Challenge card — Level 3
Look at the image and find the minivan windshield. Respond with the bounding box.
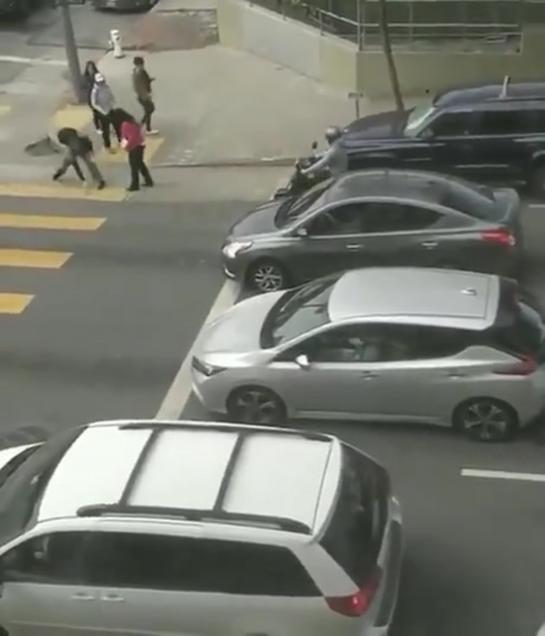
[0,427,82,546]
[405,101,435,136]
[275,179,333,227]
[260,275,339,347]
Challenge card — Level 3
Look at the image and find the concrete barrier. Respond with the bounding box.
[217,0,545,98]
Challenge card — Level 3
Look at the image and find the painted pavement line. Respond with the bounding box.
[461,468,545,482]
[98,137,165,165]
[0,293,34,315]
[0,183,126,202]
[0,214,105,231]
[0,55,66,67]
[0,249,71,269]
[155,280,240,420]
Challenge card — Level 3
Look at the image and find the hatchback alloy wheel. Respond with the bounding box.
[455,399,516,442]
[249,261,285,292]
[227,387,286,425]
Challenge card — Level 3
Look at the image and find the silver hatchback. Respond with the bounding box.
[192,268,545,442]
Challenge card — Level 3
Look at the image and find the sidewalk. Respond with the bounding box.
[0,0,394,202]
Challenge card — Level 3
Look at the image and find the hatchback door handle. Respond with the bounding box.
[346,243,363,250]
[102,594,125,602]
[71,592,94,601]
[420,241,438,249]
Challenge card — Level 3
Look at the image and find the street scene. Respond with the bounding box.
[1,0,545,634]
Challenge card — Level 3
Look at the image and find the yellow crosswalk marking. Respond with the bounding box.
[0,105,10,117]
[0,293,33,314]
[98,137,164,164]
[0,183,126,202]
[0,214,105,231]
[50,104,91,131]
[0,249,71,269]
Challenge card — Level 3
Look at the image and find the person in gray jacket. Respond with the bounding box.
[300,126,348,178]
[90,73,120,152]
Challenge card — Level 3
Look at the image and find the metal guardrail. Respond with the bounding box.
[249,0,524,50]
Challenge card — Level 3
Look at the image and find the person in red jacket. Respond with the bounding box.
[115,109,154,192]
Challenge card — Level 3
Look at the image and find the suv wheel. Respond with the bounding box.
[227,386,287,425]
[529,164,545,199]
[247,260,287,293]
[453,398,517,442]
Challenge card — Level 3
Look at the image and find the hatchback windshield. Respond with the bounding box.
[405,101,435,136]
[0,427,81,545]
[260,275,339,347]
[275,179,333,227]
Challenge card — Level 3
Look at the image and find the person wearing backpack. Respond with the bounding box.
[53,127,106,190]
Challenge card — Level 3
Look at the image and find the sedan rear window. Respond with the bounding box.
[260,275,339,348]
[439,180,497,220]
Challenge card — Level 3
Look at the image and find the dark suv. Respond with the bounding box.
[340,80,545,196]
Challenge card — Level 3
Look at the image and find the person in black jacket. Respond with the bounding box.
[53,127,105,189]
[82,60,101,133]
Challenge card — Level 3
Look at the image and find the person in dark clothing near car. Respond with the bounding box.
[81,60,101,133]
[116,109,153,192]
[300,126,348,178]
[132,57,158,135]
[53,127,105,190]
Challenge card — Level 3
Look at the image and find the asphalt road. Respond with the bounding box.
[1,193,545,636]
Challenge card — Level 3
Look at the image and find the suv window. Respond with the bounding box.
[426,111,480,137]
[478,110,536,136]
[281,324,470,363]
[85,533,319,597]
[1,532,88,584]
[320,445,389,585]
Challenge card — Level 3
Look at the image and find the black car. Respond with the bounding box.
[339,79,545,197]
[222,169,522,293]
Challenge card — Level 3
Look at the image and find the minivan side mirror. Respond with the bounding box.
[295,227,308,238]
[295,354,310,369]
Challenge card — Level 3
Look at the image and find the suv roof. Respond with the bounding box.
[435,80,545,109]
[328,267,499,329]
[35,420,340,538]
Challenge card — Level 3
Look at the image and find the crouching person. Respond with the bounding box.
[53,128,106,190]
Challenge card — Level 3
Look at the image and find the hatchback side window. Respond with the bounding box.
[0,532,88,584]
[84,532,319,597]
[307,204,363,236]
[359,202,440,233]
[375,324,472,360]
[426,111,480,137]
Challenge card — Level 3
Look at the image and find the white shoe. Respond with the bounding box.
[95,128,102,134]
[147,129,159,135]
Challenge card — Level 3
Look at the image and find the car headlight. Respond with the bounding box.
[222,241,253,260]
[192,357,226,377]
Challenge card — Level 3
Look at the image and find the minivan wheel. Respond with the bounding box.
[529,165,545,199]
[247,260,287,293]
[453,398,517,442]
[227,386,287,425]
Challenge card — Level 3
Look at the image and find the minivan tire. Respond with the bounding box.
[529,164,545,199]
[247,260,288,293]
[226,386,287,425]
[453,398,518,442]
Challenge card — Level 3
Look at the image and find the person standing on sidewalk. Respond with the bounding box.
[116,109,154,192]
[90,73,120,153]
[81,60,101,134]
[132,57,158,135]
[53,127,106,190]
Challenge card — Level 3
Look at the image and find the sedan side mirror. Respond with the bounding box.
[295,354,310,369]
[295,227,308,238]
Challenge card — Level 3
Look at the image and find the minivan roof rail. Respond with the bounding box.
[76,503,311,534]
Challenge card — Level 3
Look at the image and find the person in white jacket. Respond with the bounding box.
[90,73,120,152]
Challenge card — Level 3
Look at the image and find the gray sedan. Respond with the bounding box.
[221,170,522,293]
[192,267,545,442]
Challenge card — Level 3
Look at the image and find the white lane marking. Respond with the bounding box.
[0,55,66,67]
[155,279,239,419]
[461,468,545,482]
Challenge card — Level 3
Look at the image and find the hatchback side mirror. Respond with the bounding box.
[295,227,308,238]
[295,354,310,369]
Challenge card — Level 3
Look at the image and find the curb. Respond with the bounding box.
[155,157,297,168]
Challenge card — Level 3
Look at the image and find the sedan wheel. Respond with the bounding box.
[227,387,286,425]
[248,261,286,293]
[454,399,517,442]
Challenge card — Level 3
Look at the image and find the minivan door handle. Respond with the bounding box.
[71,592,95,601]
[101,593,125,602]
[420,241,438,249]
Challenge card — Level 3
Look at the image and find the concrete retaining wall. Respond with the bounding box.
[217,0,545,98]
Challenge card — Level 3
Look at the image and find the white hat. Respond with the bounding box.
[94,72,105,83]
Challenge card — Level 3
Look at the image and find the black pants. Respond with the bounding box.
[96,111,121,149]
[138,97,155,132]
[54,149,85,181]
[128,146,153,190]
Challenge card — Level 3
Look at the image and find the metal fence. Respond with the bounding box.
[248,0,524,50]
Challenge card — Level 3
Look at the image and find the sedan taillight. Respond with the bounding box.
[480,228,516,248]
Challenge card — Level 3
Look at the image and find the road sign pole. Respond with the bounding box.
[59,0,84,104]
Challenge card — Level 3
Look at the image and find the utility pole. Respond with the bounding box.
[59,0,84,104]
[379,0,404,113]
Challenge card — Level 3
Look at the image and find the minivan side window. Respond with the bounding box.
[0,532,88,584]
[85,533,319,597]
[320,445,388,586]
